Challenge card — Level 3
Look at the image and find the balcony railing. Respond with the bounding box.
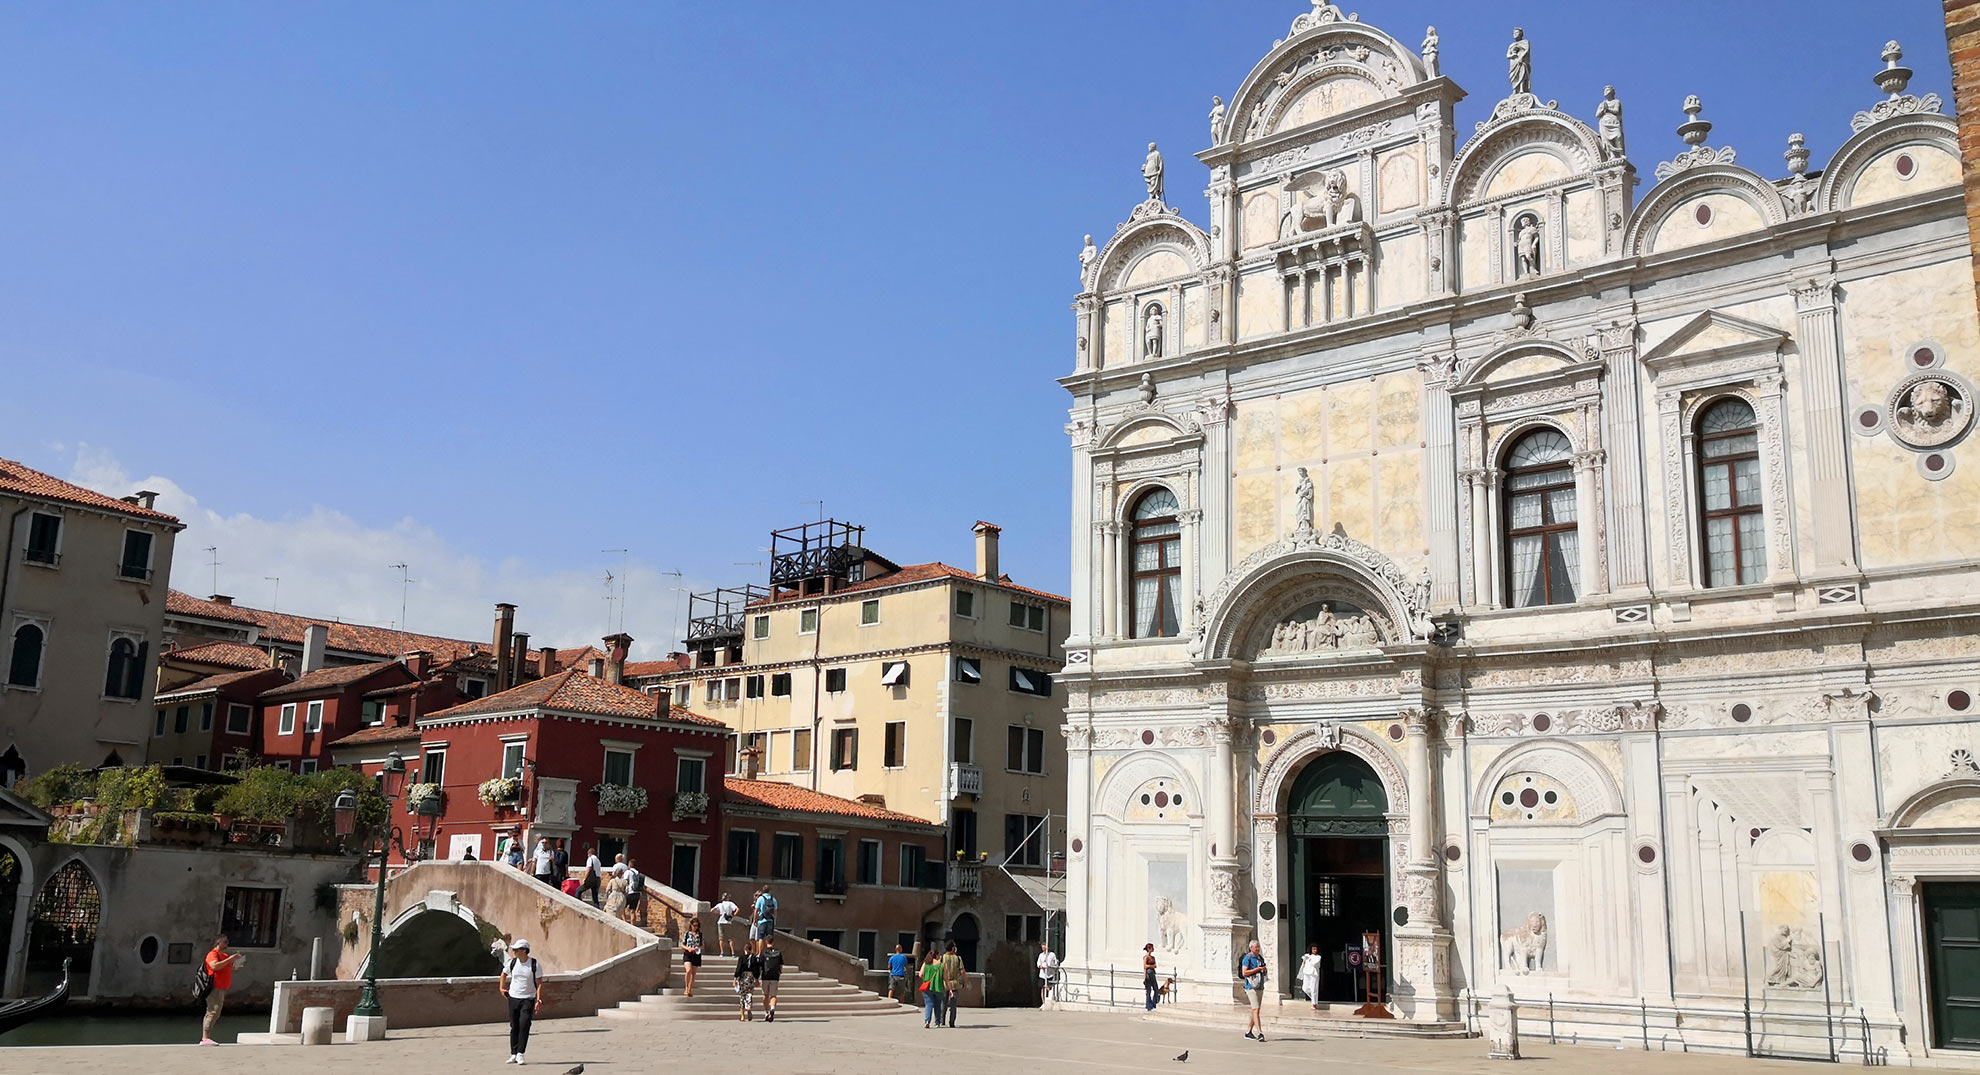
[814,876,847,897]
[948,861,982,896]
[947,762,983,799]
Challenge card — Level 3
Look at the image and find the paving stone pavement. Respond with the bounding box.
[0,1008,1813,1074]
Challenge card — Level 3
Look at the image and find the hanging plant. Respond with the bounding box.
[670,790,709,821]
[595,783,650,815]
[478,777,522,806]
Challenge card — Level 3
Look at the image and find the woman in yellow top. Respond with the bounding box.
[919,950,946,1029]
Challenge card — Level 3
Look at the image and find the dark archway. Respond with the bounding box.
[948,912,980,972]
[28,860,98,994]
[371,910,501,979]
[0,847,18,992]
[1285,751,1389,1004]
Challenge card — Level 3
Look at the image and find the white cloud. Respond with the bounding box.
[66,444,702,660]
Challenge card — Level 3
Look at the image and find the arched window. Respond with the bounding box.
[1129,488,1182,638]
[1697,397,1765,586]
[8,624,43,688]
[1504,429,1578,608]
[104,636,145,700]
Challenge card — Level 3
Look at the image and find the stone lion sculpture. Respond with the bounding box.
[1154,896,1190,954]
[1297,169,1362,232]
[1499,912,1547,973]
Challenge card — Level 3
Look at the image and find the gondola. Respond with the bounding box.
[0,958,71,1036]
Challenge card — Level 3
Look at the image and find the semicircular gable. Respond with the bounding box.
[1817,114,1959,213]
[1448,111,1601,207]
[1091,218,1210,296]
[1624,165,1784,257]
[1227,22,1424,147]
[1098,412,1192,450]
[1453,339,1584,390]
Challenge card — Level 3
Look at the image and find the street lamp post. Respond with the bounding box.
[334,750,425,1027]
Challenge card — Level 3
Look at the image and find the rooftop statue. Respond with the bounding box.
[1209,96,1226,143]
[1421,26,1440,78]
[1597,86,1625,159]
[1507,28,1531,96]
[1142,142,1165,203]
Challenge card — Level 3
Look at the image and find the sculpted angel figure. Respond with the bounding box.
[1596,86,1625,159]
[1506,28,1531,96]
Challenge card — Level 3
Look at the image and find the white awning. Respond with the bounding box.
[881,661,909,687]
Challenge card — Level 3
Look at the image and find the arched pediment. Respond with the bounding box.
[1255,721,1408,816]
[1623,164,1784,257]
[1454,339,1587,391]
[1095,749,1205,822]
[1227,18,1424,147]
[1816,113,1958,214]
[1193,527,1430,660]
[1886,777,1980,832]
[1468,739,1625,820]
[1448,109,1603,207]
[1089,215,1211,296]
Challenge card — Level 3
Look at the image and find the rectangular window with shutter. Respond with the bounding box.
[771,672,792,696]
[954,589,974,618]
[955,657,981,684]
[792,727,811,771]
[727,830,760,876]
[1008,666,1052,696]
[825,667,847,693]
[745,675,764,699]
[772,833,803,880]
[952,717,973,764]
[1006,725,1046,774]
[880,661,909,687]
[831,728,858,770]
[884,722,906,768]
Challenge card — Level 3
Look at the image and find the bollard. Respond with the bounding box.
[300,1006,335,1046]
[1486,984,1520,1061]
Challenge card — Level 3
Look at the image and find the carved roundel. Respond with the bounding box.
[1633,840,1661,873]
[1885,370,1974,451]
[1127,777,1190,822]
[1846,833,1880,872]
[1920,452,1957,482]
[1907,340,1948,371]
[1853,405,1886,437]
[1491,772,1575,823]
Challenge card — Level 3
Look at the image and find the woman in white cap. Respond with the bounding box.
[500,938,541,1065]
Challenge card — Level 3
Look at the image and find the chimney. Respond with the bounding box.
[511,632,530,685]
[602,633,632,686]
[493,603,517,690]
[973,520,1002,582]
[402,649,431,678]
[301,623,329,674]
[538,645,559,678]
[741,742,760,781]
[588,657,605,677]
[209,594,234,606]
[124,490,159,510]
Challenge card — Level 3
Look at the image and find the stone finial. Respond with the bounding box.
[1508,292,1533,331]
[1677,95,1711,147]
[1784,133,1810,176]
[1875,40,1912,98]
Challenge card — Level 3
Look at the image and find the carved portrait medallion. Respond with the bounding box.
[1886,371,1973,450]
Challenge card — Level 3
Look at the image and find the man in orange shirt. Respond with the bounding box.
[198,935,242,1045]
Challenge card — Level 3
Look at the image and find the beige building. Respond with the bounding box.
[1059,4,1980,1060]
[0,458,183,778]
[630,521,1068,986]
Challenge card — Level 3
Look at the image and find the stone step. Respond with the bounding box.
[1143,1003,1473,1040]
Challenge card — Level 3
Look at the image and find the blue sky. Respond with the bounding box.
[1,1,1953,655]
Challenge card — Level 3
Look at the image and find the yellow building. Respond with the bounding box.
[629,520,1068,988]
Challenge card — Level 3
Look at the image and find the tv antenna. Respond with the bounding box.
[264,576,280,613]
[203,546,222,594]
[803,499,825,522]
[602,548,629,633]
[389,563,416,630]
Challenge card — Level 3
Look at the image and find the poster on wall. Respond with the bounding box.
[1495,867,1556,973]
[449,833,485,861]
[1147,859,1191,959]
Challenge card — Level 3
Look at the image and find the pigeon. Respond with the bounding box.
[561,1067,584,1075]
[1172,1051,1188,1062]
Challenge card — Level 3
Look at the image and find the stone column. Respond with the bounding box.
[1598,317,1650,591]
[1252,813,1283,986]
[1419,353,1461,607]
[1421,210,1454,295]
[1199,398,1233,587]
[1070,437,1096,641]
[1064,724,1095,969]
[1830,703,1902,1023]
[1656,390,1692,588]
[1573,450,1610,598]
[1754,374,1798,582]
[1098,521,1121,639]
[1200,705,1247,987]
[1790,273,1858,575]
[1179,509,1203,635]
[1391,707,1455,1020]
[1482,468,1505,608]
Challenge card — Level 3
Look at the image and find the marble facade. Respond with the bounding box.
[1058,4,1979,1061]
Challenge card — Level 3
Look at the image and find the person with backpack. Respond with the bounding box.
[1239,939,1269,1042]
[622,857,646,927]
[500,939,541,1065]
[759,939,785,1022]
[579,843,603,908]
[917,949,946,1029]
[711,893,740,955]
[751,888,778,954]
[940,941,966,1027]
[195,935,241,1045]
[733,947,762,1022]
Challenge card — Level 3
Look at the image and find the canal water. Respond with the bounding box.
[0,1010,264,1047]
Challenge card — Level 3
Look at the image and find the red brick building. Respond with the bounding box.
[371,663,731,892]
[151,666,291,769]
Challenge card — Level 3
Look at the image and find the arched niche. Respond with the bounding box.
[1624,165,1784,257]
[1816,114,1959,214]
[1096,750,1205,822]
[1468,740,1625,820]
[1194,533,1428,660]
[1090,219,1211,297]
[1448,114,1601,208]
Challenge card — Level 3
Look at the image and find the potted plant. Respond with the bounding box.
[478,776,522,807]
[594,783,649,815]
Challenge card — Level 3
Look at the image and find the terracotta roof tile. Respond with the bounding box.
[722,778,938,827]
[167,590,488,662]
[164,641,271,671]
[259,660,409,700]
[0,457,181,525]
[329,723,423,748]
[155,667,289,700]
[623,654,690,678]
[423,669,729,728]
[751,562,1068,607]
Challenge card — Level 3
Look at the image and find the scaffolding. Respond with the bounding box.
[684,585,768,643]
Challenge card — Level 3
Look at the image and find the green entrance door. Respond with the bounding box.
[1284,750,1389,1003]
[1926,882,1980,1050]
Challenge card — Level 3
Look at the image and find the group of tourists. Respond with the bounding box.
[508,837,646,926]
[895,941,967,1029]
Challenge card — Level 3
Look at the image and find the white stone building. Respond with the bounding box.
[1058,2,1980,1061]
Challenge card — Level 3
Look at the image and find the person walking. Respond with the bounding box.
[500,939,542,1065]
[760,939,785,1022]
[940,942,966,1028]
[751,887,778,954]
[531,837,556,888]
[733,946,762,1022]
[917,950,946,1029]
[1239,939,1268,1042]
[680,921,703,998]
[622,858,646,927]
[886,944,912,1004]
[551,839,570,887]
[580,844,603,908]
[601,867,627,919]
[1036,942,1060,1005]
[1143,942,1160,1011]
[1297,943,1323,1011]
[711,893,740,955]
[196,935,241,1045]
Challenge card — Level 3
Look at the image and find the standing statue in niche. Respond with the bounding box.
[1142,142,1166,203]
[1079,234,1098,275]
[1596,85,1626,159]
[1506,28,1532,96]
[1514,216,1542,278]
[1764,926,1825,989]
[1500,912,1548,973]
[1292,466,1315,535]
[1209,96,1227,142]
[1142,304,1166,360]
[1421,26,1440,77]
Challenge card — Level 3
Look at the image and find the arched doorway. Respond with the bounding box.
[28,860,99,994]
[1285,751,1388,1003]
[370,910,501,979]
[948,913,980,972]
